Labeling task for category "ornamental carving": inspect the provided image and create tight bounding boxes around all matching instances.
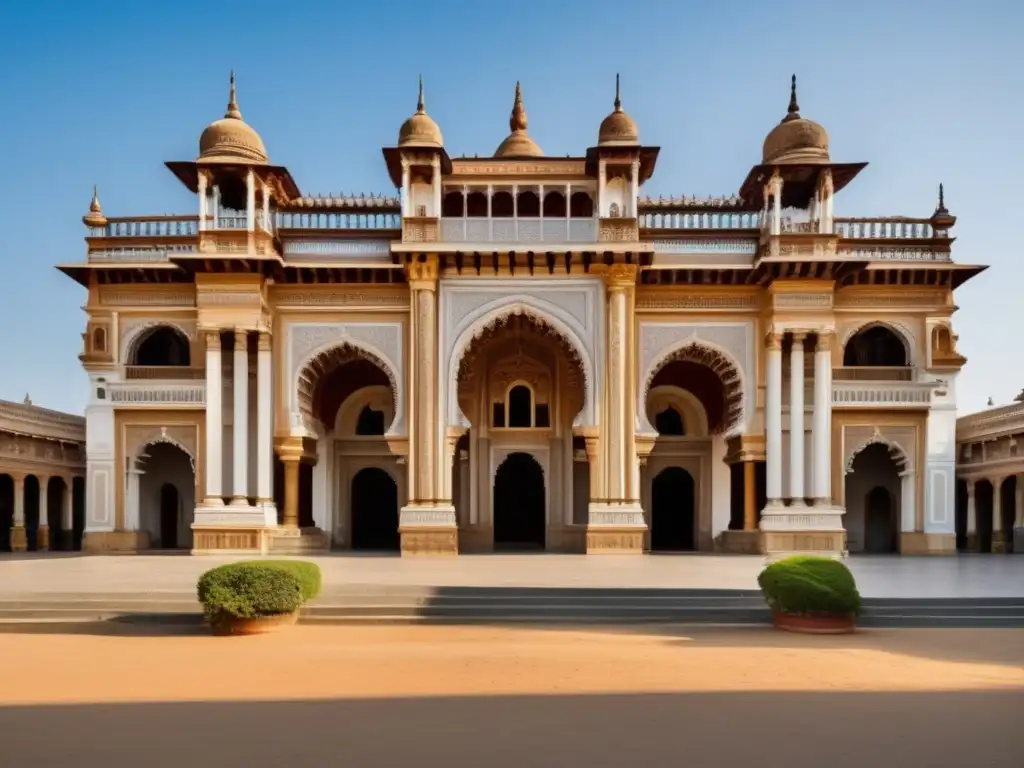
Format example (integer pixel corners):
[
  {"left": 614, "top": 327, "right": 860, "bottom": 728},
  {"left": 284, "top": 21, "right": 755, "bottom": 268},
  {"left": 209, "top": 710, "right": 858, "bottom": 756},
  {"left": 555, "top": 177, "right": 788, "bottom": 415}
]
[
  {"left": 642, "top": 342, "right": 744, "bottom": 434},
  {"left": 636, "top": 293, "right": 758, "bottom": 311},
  {"left": 844, "top": 426, "right": 915, "bottom": 473},
  {"left": 599, "top": 219, "right": 639, "bottom": 242},
  {"left": 99, "top": 289, "right": 196, "bottom": 307},
  {"left": 837, "top": 319, "right": 917, "bottom": 366},
  {"left": 402, "top": 218, "right": 439, "bottom": 243},
  {"left": 125, "top": 424, "right": 198, "bottom": 474},
  {"left": 273, "top": 287, "right": 407, "bottom": 308},
  {"left": 773, "top": 293, "right": 832, "bottom": 309},
  {"left": 289, "top": 323, "right": 404, "bottom": 435}
]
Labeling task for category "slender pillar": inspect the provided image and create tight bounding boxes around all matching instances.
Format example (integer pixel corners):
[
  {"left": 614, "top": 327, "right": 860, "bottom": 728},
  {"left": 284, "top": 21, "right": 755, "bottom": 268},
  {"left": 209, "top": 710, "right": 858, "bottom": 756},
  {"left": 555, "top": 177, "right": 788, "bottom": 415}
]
[
  {"left": 966, "top": 479, "right": 977, "bottom": 551},
  {"left": 231, "top": 330, "right": 249, "bottom": 505},
  {"left": 203, "top": 331, "right": 224, "bottom": 506},
  {"left": 245, "top": 169, "right": 256, "bottom": 232},
  {"left": 256, "top": 332, "right": 275, "bottom": 519},
  {"left": 198, "top": 171, "right": 208, "bottom": 231},
  {"left": 789, "top": 333, "right": 806, "bottom": 505},
  {"left": 899, "top": 471, "right": 916, "bottom": 533},
  {"left": 62, "top": 478, "right": 74, "bottom": 551},
  {"left": 126, "top": 467, "right": 142, "bottom": 532},
  {"left": 992, "top": 477, "right": 1005, "bottom": 553},
  {"left": 743, "top": 461, "right": 757, "bottom": 531},
  {"left": 400, "top": 162, "right": 410, "bottom": 216},
  {"left": 37, "top": 476, "right": 49, "bottom": 551},
  {"left": 812, "top": 332, "right": 832, "bottom": 505},
  {"left": 11, "top": 475, "right": 26, "bottom": 552},
  {"left": 764, "top": 332, "right": 784, "bottom": 507},
  {"left": 282, "top": 457, "right": 300, "bottom": 529},
  {"left": 1016, "top": 474, "right": 1024, "bottom": 529},
  {"left": 261, "top": 182, "right": 270, "bottom": 232},
  {"left": 212, "top": 185, "right": 221, "bottom": 229}
]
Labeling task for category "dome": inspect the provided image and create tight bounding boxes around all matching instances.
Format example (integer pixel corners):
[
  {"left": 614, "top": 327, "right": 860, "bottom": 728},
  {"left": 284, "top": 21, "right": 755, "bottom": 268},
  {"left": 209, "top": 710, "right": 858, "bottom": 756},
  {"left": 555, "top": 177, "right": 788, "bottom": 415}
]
[
  {"left": 82, "top": 185, "right": 107, "bottom": 228},
  {"left": 495, "top": 82, "right": 543, "bottom": 158},
  {"left": 398, "top": 77, "right": 443, "bottom": 148},
  {"left": 198, "top": 72, "right": 269, "bottom": 164},
  {"left": 598, "top": 75, "right": 639, "bottom": 146},
  {"left": 761, "top": 75, "right": 829, "bottom": 165}
]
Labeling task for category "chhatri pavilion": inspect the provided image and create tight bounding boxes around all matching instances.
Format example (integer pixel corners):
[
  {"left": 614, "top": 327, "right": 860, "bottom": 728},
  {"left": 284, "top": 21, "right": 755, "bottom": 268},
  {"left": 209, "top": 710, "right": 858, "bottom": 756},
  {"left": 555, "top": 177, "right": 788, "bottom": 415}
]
[{"left": 48, "top": 72, "right": 984, "bottom": 558}]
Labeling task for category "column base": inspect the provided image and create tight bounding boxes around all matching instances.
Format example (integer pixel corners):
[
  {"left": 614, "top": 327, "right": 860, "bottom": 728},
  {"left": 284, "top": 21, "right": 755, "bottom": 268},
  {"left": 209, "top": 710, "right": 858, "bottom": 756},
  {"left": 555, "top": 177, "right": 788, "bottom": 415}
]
[
  {"left": 899, "top": 532, "right": 956, "bottom": 555},
  {"left": 716, "top": 529, "right": 765, "bottom": 555},
  {"left": 586, "top": 502, "right": 647, "bottom": 554},
  {"left": 399, "top": 504, "right": 458, "bottom": 556},
  {"left": 191, "top": 526, "right": 272, "bottom": 555},
  {"left": 10, "top": 525, "right": 27, "bottom": 552},
  {"left": 257, "top": 500, "right": 279, "bottom": 527},
  {"left": 202, "top": 497, "right": 226, "bottom": 508},
  {"left": 1013, "top": 527, "right": 1024, "bottom": 554},
  {"left": 228, "top": 496, "right": 251, "bottom": 508},
  {"left": 36, "top": 525, "right": 50, "bottom": 551},
  {"left": 760, "top": 503, "right": 846, "bottom": 560},
  {"left": 82, "top": 530, "right": 151, "bottom": 554},
  {"left": 966, "top": 532, "right": 981, "bottom": 553},
  {"left": 992, "top": 530, "right": 1007, "bottom": 554}
]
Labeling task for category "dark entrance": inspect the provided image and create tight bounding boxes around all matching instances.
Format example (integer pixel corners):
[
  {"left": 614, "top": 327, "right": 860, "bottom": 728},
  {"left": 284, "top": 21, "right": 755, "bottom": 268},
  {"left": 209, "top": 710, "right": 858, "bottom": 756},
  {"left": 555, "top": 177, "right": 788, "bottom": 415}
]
[
  {"left": 864, "top": 486, "right": 897, "bottom": 553},
  {"left": 651, "top": 466, "right": 696, "bottom": 551},
  {"left": 351, "top": 468, "right": 399, "bottom": 551},
  {"left": 493, "top": 452, "right": 545, "bottom": 549},
  {"left": 159, "top": 483, "right": 179, "bottom": 549}
]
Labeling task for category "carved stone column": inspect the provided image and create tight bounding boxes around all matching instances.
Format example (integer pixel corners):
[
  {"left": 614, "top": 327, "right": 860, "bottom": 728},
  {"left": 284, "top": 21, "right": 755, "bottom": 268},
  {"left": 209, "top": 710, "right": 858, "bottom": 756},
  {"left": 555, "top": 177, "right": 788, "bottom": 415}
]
[
  {"left": 743, "top": 461, "right": 757, "bottom": 531},
  {"left": 399, "top": 255, "right": 458, "bottom": 556},
  {"left": 256, "top": 332, "right": 277, "bottom": 524},
  {"left": 11, "top": 474, "right": 26, "bottom": 552},
  {"left": 62, "top": 477, "right": 74, "bottom": 550},
  {"left": 203, "top": 330, "right": 225, "bottom": 506},
  {"left": 966, "top": 479, "right": 978, "bottom": 552},
  {"left": 789, "top": 332, "right": 806, "bottom": 506},
  {"left": 230, "top": 329, "right": 250, "bottom": 506},
  {"left": 37, "top": 475, "right": 50, "bottom": 551},
  {"left": 587, "top": 264, "right": 646, "bottom": 554},
  {"left": 992, "top": 476, "right": 1005, "bottom": 553},
  {"left": 282, "top": 457, "right": 301, "bottom": 530},
  {"left": 812, "top": 332, "right": 833, "bottom": 506},
  {"left": 764, "top": 331, "right": 784, "bottom": 507}
]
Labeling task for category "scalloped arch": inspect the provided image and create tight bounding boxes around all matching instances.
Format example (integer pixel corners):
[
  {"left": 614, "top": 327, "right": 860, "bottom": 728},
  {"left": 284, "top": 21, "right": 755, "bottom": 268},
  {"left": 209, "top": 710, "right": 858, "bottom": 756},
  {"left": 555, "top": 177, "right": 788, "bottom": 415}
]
[
  {"left": 121, "top": 321, "right": 193, "bottom": 364},
  {"left": 840, "top": 320, "right": 916, "bottom": 366},
  {"left": 845, "top": 433, "right": 910, "bottom": 474}
]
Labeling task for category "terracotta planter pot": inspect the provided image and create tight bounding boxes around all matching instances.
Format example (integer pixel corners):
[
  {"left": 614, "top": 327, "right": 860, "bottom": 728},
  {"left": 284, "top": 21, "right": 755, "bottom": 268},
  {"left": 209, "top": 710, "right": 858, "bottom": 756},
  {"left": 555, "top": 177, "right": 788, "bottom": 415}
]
[
  {"left": 772, "top": 610, "right": 856, "bottom": 635},
  {"left": 209, "top": 611, "right": 299, "bottom": 636}
]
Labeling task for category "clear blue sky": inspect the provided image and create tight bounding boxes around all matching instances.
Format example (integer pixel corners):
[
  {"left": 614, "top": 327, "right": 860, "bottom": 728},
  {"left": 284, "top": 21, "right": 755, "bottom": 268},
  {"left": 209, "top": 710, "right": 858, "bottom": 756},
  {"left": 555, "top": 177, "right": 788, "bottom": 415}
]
[{"left": 0, "top": 0, "right": 1019, "bottom": 415}]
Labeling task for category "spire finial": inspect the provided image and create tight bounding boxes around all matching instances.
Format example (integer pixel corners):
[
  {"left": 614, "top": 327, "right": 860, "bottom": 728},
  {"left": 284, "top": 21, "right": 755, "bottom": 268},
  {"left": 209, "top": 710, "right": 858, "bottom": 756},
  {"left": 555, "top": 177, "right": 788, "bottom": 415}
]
[
  {"left": 783, "top": 74, "right": 800, "bottom": 122},
  {"left": 89, "top": 184, "right": 101, "bottom": 213},
  {"left": 614, "top": 73, "right": 622, "bottom": 111},
  {"left": 225, "top": 69, "right": 242, "bottom": 120},
  {"left": 23, "top": 393, "right": 31, "bottom": 406},
  {"left": 510, "top": 81, "right": 527, "bottom": 132},
  {"left": 416, "top": 75, "right": 425, "bottom": 114},
  {"left": 937, "top": 182, "right": 947, "bottom": 213}
]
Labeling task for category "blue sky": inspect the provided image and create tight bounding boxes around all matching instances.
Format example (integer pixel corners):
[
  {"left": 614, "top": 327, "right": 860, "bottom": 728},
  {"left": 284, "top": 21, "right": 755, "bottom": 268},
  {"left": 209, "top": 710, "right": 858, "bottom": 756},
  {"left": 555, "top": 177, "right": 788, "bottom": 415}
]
[{"left": 0, "top": 0, "right": 1019, "bottom": 415}]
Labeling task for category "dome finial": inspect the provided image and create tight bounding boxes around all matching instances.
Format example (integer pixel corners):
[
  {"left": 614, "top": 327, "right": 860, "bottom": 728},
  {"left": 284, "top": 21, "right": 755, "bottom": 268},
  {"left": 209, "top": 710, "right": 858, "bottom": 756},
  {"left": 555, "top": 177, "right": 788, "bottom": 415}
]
[
  {"left": 89, "top": 184, "right": 102, "bottom": 214},
  {"left": 783, "top": 74, "right": 800, "bottom": 122},
  {"left": 83, "top": 184, "right": 107, "bottom": 227},
  {"left": 225, "top": 69, "right": 242, "bottom": 120},
  {"left": 614, "top": 73, "right": 622, "bottom": 111},
  {"left": 417, "top": 75, "right": 425, "bottom": 113},
  {"left": 510, "top": 81, "right": 528, "bottom": 132},
  {"left": 937, "top": 182, "right": 947, "bottom": 213}
]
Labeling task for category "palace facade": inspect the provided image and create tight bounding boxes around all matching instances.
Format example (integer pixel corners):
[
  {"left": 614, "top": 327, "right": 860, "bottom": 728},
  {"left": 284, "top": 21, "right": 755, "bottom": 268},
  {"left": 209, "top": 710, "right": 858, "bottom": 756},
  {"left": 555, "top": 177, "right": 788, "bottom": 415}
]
[{"left": 55, "top": 73, "right": 983, "bottom": 557}]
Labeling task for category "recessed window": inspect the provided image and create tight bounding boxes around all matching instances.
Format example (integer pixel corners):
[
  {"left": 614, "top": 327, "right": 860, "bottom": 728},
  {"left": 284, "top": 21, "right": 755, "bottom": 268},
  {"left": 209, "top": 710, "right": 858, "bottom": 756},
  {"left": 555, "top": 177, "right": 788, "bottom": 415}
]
[
  {"left": 655, "top": 407, "right": 685, "bottom": 436},
  {"left": 355, "top": 405, "right": 385, "bottom": 436},
  {"left": 507, "top": 385, "right": 533, "bottom": 428}
]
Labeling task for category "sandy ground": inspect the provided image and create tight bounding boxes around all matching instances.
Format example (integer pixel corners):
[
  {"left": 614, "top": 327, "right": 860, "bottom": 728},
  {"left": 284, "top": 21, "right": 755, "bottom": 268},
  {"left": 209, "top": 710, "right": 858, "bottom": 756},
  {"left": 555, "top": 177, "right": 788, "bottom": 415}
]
[{"left": 0, "top": 623, "right": 1022, "bottom": 767}]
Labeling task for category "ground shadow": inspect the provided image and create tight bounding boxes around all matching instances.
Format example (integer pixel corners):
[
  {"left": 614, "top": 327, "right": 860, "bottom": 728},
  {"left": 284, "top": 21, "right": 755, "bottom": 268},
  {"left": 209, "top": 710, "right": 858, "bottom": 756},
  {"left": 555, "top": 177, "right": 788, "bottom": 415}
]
[{"left": 1, "top": 691, "right": 1021, "bottom": 767}]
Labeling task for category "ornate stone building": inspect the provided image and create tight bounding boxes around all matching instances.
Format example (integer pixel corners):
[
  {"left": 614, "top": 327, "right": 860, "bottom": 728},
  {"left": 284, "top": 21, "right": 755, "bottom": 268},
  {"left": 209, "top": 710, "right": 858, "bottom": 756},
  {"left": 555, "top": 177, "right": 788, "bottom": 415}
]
[
  {"left": 57, "top": 73, "right": 983, "bottom": 557},
  {"left": 1, "top": 396, "right": 86, "bottom": 552},
  {"left": 955, "top": 393, "right": 1024, "bottom": 554}
]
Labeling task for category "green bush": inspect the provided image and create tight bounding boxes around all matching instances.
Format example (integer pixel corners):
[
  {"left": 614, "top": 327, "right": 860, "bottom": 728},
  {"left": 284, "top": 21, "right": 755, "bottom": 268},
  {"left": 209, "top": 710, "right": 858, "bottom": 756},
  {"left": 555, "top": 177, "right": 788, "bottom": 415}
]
[
  {"left": 197, "top": 563, "right": 303, "bottom": 622},
  {"left": 233, "top": 559, "right": 322, "bottom": 601},
  {"left": 758, "top": 555, "right": 862, "bottom": 617}
]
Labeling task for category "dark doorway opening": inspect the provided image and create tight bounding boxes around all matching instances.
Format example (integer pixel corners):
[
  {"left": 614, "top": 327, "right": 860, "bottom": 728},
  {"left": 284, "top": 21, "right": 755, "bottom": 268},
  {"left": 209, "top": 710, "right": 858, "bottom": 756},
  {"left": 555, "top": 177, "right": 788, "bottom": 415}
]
[
  {"left": 864, "top": 485, "right": 897, "bottom": 553},
  {"left": 0, "top": 475, "right": 13, "bottom": 551},
  {"left": 493, "top": 452, "right": 546, "bottom": 550},
  {"left": 651, "top": 467, "right": 696, "bottom": 551},
  {"left": 159, "top": 483, "right": 179, "bottom": 549},
  {"left": 351, "top": 468, "right": 399, "bottom": 551}
]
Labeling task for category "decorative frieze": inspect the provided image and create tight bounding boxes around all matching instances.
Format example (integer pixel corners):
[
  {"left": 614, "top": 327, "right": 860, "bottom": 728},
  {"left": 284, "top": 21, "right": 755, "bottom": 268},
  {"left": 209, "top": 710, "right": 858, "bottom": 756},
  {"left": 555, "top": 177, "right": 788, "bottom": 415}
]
[
  {"left": 653, "top": 239, "right": 758, "bottom": 254},
  {"left": 832, "top": 382, "right": 931, "bottom": 408},
  {"left": 598, "top": 219, "right": 639, "bottom": 242},
  {"left": 840, "top": 247, "right": 948, "bottom": 262},
  {"left": 272, "top": 286, "right": 408, "bottom": 309},
  {"left": 773, "top": 293, "right": 833, "bottom": 310},
  {"left": 402, "top": 218, "right": 439, "bottom": 243},
  {"left": 99, "top": 289, "right": 196, "bottom": 307},
  {"left": 636, "top": 293, "right": 758, "bottom": 311},
  {"left": 450, "top": 160, "right": 586, "bottom": 176},
  {"left": 107, "top": 383, "right": 206, "bottom": 407},
  {"left": 282, "top": 239, "right": 391, "bottom": 258},
  {"left": 834, "top": 291, "right": 944, "bottom": 309}
]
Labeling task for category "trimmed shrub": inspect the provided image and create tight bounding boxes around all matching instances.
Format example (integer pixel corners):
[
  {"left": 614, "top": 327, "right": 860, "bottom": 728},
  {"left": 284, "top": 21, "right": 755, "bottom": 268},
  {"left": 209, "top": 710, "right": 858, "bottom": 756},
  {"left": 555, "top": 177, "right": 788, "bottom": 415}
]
[
  {"left": 197, "top": 563, "right": 303, "bottom": 622},
  {"left": 231, "top": 560, "right": 323, "bottom": 602},
  {"left": 758, "top": 555, "right": 862, "bottom": 617}
]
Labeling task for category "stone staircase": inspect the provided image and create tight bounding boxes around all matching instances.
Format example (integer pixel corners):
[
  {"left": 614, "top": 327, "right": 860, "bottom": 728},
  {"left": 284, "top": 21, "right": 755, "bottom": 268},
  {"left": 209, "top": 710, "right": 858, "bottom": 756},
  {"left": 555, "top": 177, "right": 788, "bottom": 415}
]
[{"left": 2, "top": 587, "right": 1024, "bottom": 628}]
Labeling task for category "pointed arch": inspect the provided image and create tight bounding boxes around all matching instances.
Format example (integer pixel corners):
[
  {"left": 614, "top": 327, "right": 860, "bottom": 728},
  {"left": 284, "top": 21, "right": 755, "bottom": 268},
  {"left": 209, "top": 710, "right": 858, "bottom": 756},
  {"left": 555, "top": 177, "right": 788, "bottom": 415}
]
[
  {"left": 845, "top": 432, "right": 911, "bottom": 474},
  {"left": 840, "top": 320, "right": 915, "bottom": 367}
]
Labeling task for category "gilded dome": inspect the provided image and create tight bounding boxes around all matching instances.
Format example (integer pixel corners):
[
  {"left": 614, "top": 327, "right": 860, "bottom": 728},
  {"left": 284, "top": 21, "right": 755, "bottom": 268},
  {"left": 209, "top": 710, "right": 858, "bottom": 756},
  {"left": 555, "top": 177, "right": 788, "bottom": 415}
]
[
  {"left": 82, "top": 185, "right": 107, "bottom": 228},
  {"left": 198, "top": 71, "right": 269, "bottom": 164},
  {"left": 495, "top": 82, "right": 543, "bottom": 158},
  {"left": 398, "top": 77, "right": 443, "bottom": 148},
  {"left": 598, "top": 75, "right": 639, "bottom": 146},
  {"left": 761, "top": 75, "right": 829, "bottom": 165}
]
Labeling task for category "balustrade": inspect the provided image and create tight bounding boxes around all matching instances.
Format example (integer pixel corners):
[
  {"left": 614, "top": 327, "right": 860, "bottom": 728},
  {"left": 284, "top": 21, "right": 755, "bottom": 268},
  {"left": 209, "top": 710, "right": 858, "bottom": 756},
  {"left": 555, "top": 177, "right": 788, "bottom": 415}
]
[
  {"left": 123, "top": 365, "right": 206, "bottom": 380},
  {"left": 89, "top": 217, "right": 199, "bottom": 238},
  {"left": 438, "top": 217, "right": 597, "bottom": 244},
  {"left": 640, "top": 211, "right": 760, "bottom": 230},
  {"left": 107, "top": 382, "right": 206, "bottom": 406},
  {"left": 832, "top": 366, "right": 913, "bottom": 382},
  {"left": 834, "top": 218, "right": 934, "bottom": 239},
  {"left": 277, "top": 211, "right": 402, "bottom": 230},
  {"left": 832, "top": 381, "right": 931, "bottom": 408}
]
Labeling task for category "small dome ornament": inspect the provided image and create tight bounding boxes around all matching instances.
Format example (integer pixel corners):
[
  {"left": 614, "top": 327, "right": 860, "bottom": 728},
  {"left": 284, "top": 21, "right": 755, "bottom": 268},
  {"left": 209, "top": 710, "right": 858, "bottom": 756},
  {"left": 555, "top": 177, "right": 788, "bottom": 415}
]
[
  {"left": 494, "top": 82, "right": 543, "bottom": 158},
  {"left": 82, "top": 185, "right": 107, "bottom": 228},
  {"left": 761, "top": 75, "right": 830, "bottom": 165},
  {"left": 930, "top": 183, "right": 957, "bottom": 235},
  {"left": 398, "top": 76, "right": 444, "bottom": 149},
  {"left": 197, "top": 70, "right": 269, "bottom": 164},
  {"left": 597, "top": 74, "right": 640, "bottom": 147}
]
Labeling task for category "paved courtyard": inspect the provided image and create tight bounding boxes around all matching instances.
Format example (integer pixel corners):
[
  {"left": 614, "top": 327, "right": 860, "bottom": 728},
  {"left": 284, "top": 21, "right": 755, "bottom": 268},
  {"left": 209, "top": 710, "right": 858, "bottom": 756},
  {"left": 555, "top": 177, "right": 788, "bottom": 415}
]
[
  {"left": 0, "top": 623, "right": 1021, "bottom": 767},
  {"left": 4, "top": 552, "right": 1024, "bottom": 598}
]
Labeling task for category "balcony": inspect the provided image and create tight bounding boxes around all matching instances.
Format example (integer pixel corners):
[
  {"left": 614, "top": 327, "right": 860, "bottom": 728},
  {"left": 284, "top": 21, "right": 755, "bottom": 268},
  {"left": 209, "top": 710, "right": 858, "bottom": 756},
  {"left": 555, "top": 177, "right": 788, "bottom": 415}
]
[
  {"left": 832, "top": 366, "right": 913, "bottom": 382},
  {"left": 124, "top": 366, "right": 206, "bottom": 380},
  {"left": 438, "top": 217, "right": 598, "bottom": 245},
  {"left": 832, "top": 381, "right": 932, "bottom": 408},
  {"left": 107, "top": 382, "right": 206, "bottom": 407}
]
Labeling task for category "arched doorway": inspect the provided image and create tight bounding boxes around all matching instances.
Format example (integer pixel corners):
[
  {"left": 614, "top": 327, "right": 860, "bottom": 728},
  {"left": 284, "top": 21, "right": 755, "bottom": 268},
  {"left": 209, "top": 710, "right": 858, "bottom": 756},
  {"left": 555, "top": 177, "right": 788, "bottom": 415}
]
[
  {"left": 350, "top": 468, "right": 399, "bottom": 551},
  {"left": 842, "top": 324, "right": 909, "bottom": 368},
  {"left": 651, "top": 467, "right": 696, "bottom": 551},
  {"left": 864, "top": 486, "right": 897, "bottom": 553},
  {"left": 0, "top": 474, "right": 13, "bottom": 551},
  {"left": 133, "top": 326, "right": 191, "bottom": 367},
  {"left": 493, "top": 452, "right": 545, "bottom": 550},
  {"left": 159, "top": 483, "right": 180, "bottom": 549}
]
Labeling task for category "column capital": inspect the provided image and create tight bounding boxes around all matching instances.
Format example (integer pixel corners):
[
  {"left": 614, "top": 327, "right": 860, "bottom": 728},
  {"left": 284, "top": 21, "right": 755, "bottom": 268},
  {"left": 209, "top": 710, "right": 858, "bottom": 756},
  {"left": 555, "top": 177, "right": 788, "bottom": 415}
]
[
  {"left": 405, "top": 254, "right": 439, "bottom": 287},
  {"left": 204, "top": 330, "right": 222, "bottom": 350},
  {"left": 765, "top": 331, "right": 783, "bottom": 350},
  {"left": 258, "top": 331, "right": 272, "bottom": 352},
  {"left": 791, "top": 331, "right": 807, "bottom": 344},
  {"left": 234, "top": 329, "right": 248, "bottom": 348},
  {"left": 816, "top": 330, "right": 834, "bottom": 352},
  {"left": 604, "top": 264, "right": 637, "bottom": 290}
]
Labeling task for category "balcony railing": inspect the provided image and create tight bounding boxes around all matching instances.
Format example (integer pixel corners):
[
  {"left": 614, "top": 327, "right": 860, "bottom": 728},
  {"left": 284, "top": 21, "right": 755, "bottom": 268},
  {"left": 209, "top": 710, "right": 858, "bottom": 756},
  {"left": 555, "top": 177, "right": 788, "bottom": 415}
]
[
  {"left": 124, "top": 366, "right": 206, "bottom": 380},
  {"left": 832, "top": 366, "right": 914, "bottom": 382},
  {"left": 439, "top": 217, "right": 598, "bottom": 244},
  {"left": 641, "top": 212, "right": 760, "bottom": 230},
  {"left": 834, "top": 218, "right": 934, "bottom": 239},
  {"left": 107, "top": 382, "right": 206, "bottom": 407},
  {"left": 88, "top": 245, "right": 197, "bottom": 263},
  {"left": 277, "top": 212, "right": 402, "bottom": 230},
  {"left": 832, "top": 381, "right": 931, "bottom": 408},
  {"left": 88, "top": 216, "right": 199, "bottom": 238}
]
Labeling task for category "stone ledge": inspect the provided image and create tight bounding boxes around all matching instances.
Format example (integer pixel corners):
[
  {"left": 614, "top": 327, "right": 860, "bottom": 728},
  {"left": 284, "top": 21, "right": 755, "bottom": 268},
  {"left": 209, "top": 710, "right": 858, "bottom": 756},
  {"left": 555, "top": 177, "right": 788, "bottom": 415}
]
[
  {"left": 899, "top": 532, "right": 956, "bottom": 556},
  {"left": 717, "top": 530, "right": 765, "bottom": 555},
  {"left": 83, "top": 530, "right": 151, "bottom": 554},
  {"left": 400, "top": 527, "right": 459, "bottom": 556},
  {"left": 586, "top": 526, "right": 646, "bottom": 554},
  {"left": 191, "top": 527, "right": 270, "bottom": 555}
]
